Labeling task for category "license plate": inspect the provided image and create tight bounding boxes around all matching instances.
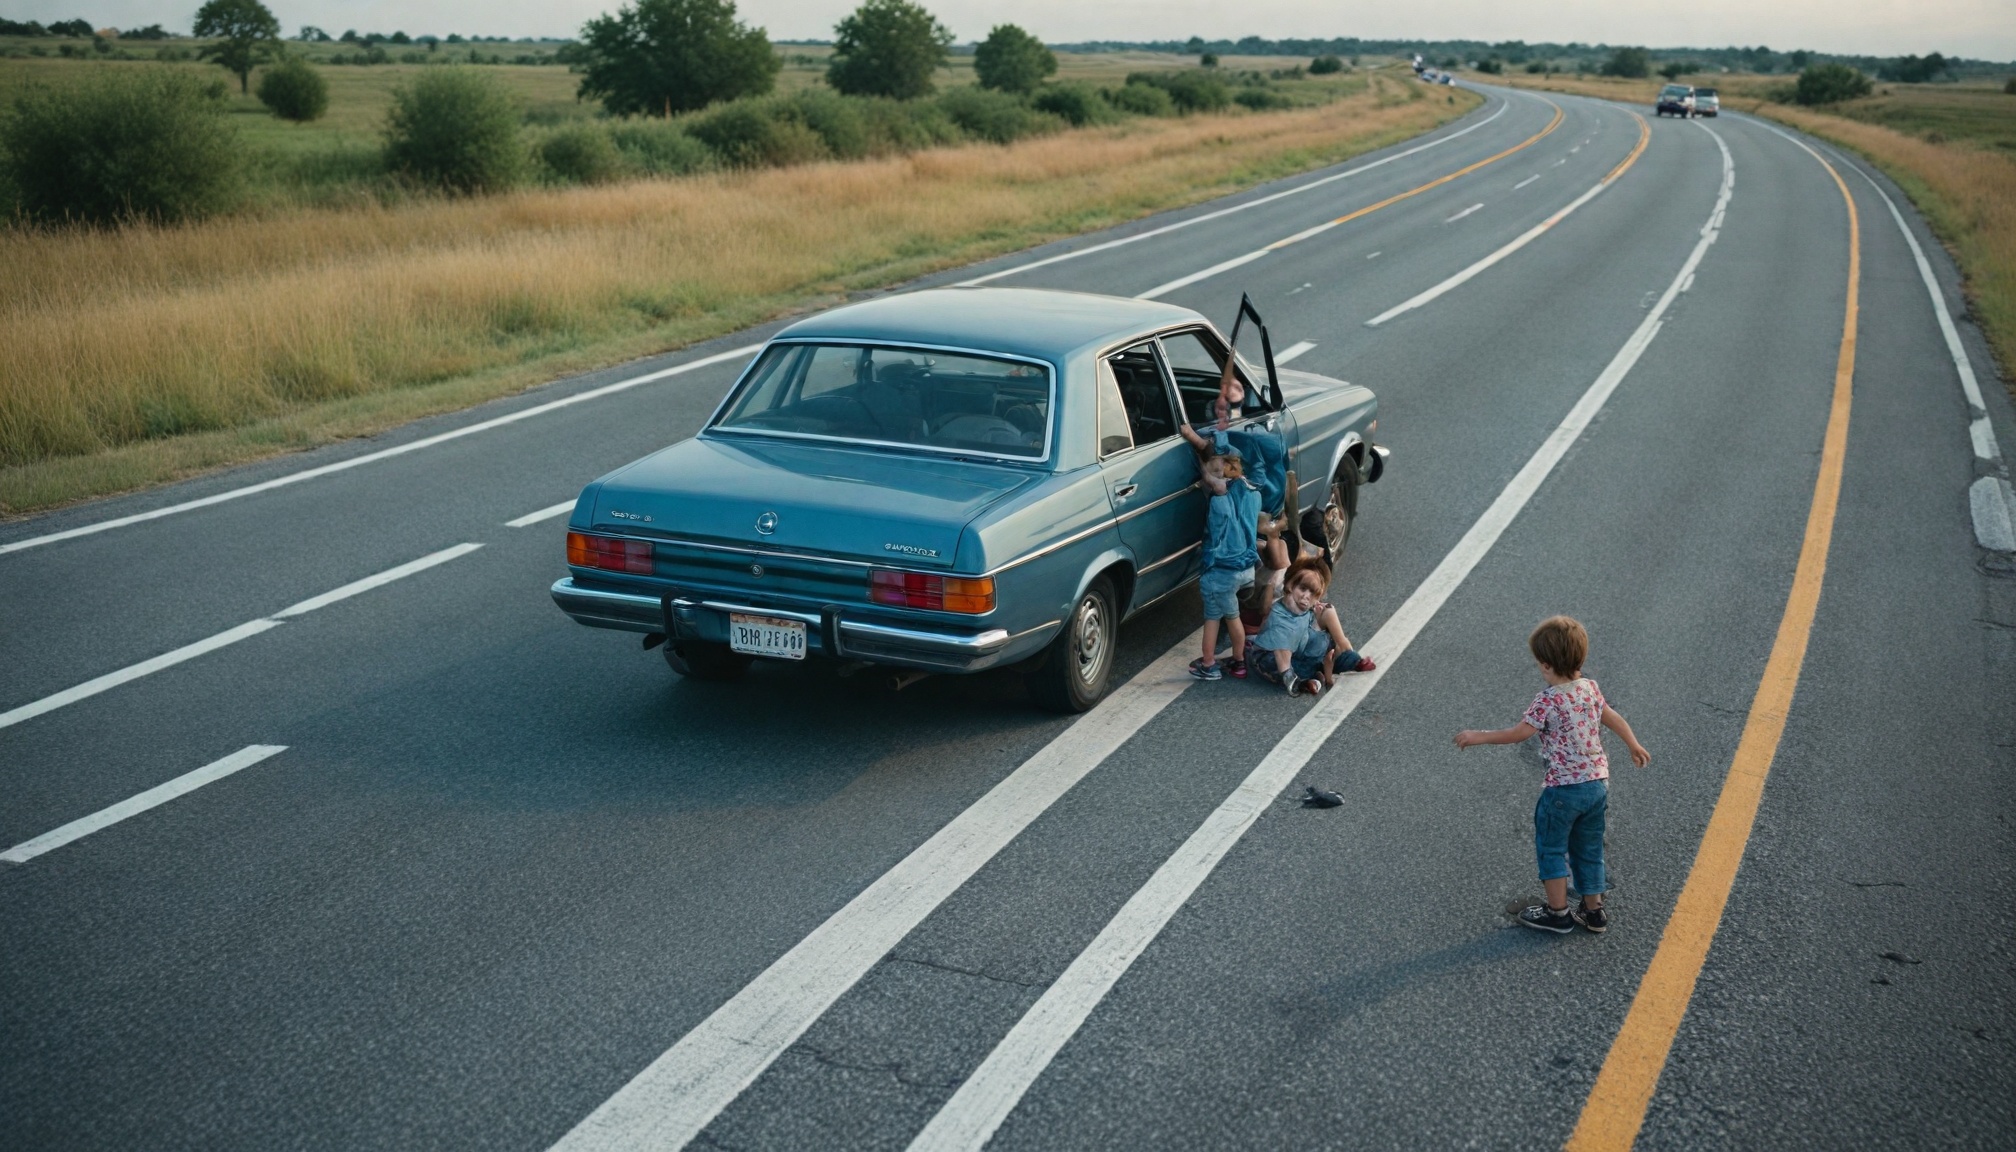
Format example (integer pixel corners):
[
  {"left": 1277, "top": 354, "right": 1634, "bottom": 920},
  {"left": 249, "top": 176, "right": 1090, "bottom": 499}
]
[{"left": 728, "top": 613, "right": 807, "bottom": 660}]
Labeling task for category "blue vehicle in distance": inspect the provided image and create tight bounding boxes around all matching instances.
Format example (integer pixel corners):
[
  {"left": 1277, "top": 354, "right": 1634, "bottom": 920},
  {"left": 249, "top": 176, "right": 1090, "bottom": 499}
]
[{"left": 551, "top": 287, "right": 1387, "bottom": 711}]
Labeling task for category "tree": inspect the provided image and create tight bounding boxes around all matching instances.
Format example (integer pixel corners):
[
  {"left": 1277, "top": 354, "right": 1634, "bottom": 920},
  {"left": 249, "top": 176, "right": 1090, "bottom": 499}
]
[
  {"left": 1658, "top": 61, "right": 1686, "bottom": 80},
  {"left": 0, "top": 67, "right": 242, "bottom": 224},
  {"left": 257, "top": 57, "right": 328, "bottom": 121},
  {"left": 973, "top": 24, "right": 1054, "bottom": 95},
  {"left": 383, "top": 68, "right": 525, "bottom": 192},
  {"left": 193, "top": 0, "right": 281, "bottom": 94},
  {"left": 1308, "top": 55, "right": 1342, "bottom": 75},
  {"left": 1794, "top": 62, "right": 1872, "bottom": 105},
  {"left": 298, "top": 25, "right": 330, "bottom": 42},
  {"left": 1600, "top": 46, "right": 1649, "bottom": 78},
  {"left": 826, "top": 0, "right": 951, "bottom": 100},
  {"left": 576, "top": 0, "right": 778, "bottom": 117}
]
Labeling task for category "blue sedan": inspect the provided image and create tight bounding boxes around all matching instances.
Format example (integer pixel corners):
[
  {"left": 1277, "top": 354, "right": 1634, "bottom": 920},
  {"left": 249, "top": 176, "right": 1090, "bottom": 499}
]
[{"left": 551, "top": 287, "right": 1386, "bottom": 711}]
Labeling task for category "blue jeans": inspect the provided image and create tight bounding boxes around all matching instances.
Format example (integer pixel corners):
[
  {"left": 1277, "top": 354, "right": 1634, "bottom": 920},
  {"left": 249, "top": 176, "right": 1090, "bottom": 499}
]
[
  {"left": 1199, "top": 568, "right": 1251, "bottom": 621},
  {"left": 1534, "top": 780, "right": 1608, "bottom": 895}
]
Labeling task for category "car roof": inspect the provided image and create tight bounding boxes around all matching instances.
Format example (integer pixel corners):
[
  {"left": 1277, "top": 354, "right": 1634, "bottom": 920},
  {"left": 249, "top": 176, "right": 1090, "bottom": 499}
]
[{"left": 773, "top": 287, "right": 1208, "bottom": 363}]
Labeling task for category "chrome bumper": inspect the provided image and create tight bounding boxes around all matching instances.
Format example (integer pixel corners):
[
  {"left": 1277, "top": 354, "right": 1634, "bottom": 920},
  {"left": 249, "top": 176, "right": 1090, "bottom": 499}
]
[{"left": 549, "top": 578, "right": 1042, "bottom": 673}]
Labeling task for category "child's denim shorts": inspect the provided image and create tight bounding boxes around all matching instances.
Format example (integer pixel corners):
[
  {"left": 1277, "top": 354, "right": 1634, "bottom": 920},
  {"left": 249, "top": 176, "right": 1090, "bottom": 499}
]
[
  {"left": 1534, "top": 779, "right": 1608, "bottom": 895},
  {"left": 1199, "top": 568, "right": 1253, "bottom": 621}
]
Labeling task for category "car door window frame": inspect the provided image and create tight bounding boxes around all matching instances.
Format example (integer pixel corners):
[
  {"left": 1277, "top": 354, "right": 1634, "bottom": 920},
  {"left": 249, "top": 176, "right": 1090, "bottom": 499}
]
[
  {"left": 1155, "top": 326, "right": 1276, "bottom": 422},
  {"left": 1097, "top": 341, "right": 1185, "bottom": 461}
]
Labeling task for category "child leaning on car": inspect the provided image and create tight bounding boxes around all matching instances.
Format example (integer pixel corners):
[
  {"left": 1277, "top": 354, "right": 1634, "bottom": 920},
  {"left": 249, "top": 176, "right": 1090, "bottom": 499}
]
[{"left": 1181, "top": 435, "right": 1260, "bottom": 680}]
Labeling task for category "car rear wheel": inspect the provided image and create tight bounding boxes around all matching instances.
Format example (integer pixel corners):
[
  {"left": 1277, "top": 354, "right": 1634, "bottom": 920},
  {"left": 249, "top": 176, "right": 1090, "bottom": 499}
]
[
  {"left": 1025, "top": 575, "right": 1117, "bottom": 713},
  {"left": 664, "top": 637, "right": 751, "bottom": 681}
]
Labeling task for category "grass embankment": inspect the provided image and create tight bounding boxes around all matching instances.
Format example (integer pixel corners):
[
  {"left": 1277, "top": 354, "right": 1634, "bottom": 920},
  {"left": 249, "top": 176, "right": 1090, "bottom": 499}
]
[
  {"left": 1495, "top": 71, "right": 2016, "bottom": 400},
  {"left": 0, "top": 74, "right": 1475, "bottom": 515}
]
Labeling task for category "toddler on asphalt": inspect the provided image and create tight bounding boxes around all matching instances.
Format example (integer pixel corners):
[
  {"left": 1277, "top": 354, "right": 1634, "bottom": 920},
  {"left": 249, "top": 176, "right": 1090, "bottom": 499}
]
[
  {"left": 1247, "top": 557, "right": 1373, "bottom": 696},
  {"left": 1453, "top": 616, "right": 1650, "bottom": 934}
]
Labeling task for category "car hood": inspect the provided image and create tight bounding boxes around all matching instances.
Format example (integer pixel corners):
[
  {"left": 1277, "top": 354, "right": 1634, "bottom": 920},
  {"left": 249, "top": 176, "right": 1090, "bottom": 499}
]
[{"left": 590, "top": 435, "right": 1041, "bottom": 568}]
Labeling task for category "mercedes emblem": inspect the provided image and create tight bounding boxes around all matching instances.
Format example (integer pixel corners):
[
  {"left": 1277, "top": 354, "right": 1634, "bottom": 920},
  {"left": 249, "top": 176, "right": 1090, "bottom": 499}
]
[{"left": 755, "top": 511, "right": 779, "bottom": 535}]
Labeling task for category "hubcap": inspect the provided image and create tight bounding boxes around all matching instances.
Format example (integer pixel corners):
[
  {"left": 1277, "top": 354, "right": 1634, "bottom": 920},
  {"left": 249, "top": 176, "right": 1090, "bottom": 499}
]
[
  {"left": 1325, "top": 483, "right": 1351, "bottom": 554},
  {"left": 1073, "top": 595, "right": 1107, "bottom": 685}
]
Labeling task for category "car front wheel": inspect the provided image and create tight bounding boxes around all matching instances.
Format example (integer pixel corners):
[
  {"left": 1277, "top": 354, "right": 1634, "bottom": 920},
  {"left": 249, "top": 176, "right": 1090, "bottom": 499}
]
[
  {"left": 1025, "top": 575, "right": 1117, "bottom": 713},
  {"left": 1301, "top": 459, "right": 1358, "bottom": 563}
]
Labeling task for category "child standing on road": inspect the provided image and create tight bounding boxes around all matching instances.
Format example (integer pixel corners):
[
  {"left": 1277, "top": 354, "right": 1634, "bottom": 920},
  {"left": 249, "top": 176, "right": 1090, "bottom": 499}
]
[
  {"left": 1187, "top": 445, "right": 1260, "bottom": 680},
  {"left": 1454, "top": 616, "right": 1651, "bottom": 934},
  {"left": 1247, "top": 557, "right": 1374, "bottom": 696}
]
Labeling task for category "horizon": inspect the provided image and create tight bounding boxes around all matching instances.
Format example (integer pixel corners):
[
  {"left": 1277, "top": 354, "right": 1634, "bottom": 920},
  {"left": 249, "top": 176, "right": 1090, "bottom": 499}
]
[{"left": 6, "top": 0, "right": 2014, "bottom": 63}]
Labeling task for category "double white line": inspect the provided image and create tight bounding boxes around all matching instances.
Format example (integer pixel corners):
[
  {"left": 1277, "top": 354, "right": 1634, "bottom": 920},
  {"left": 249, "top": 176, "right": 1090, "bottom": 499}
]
[{"left": 551, "top": 126, "right": 1735, "bottom": 1152}]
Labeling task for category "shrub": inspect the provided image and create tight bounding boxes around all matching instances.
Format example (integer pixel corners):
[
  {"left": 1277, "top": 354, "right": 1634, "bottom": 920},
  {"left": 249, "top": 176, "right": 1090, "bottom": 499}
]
[
  {"left": 1234, "top": 87, "right": 1292, "bottom": 111},
  {"left": 787, "top": 88, "right": 871, "bottom": 157},
  {"left": 688, "top": 98, "right": 827, "bottom": 166},
  {"left": 382, "top": 68, "right": 526, "bottom": 192},
  {"left": 1032, "top": 82, "right": 1115, "bottom": 126},
  {"left": 1525, "top": 60, "right": 1550, "bottom": 74},
  {"left": 827, "top": 0, "right": 952, "bottom": 99},
  {"left": 257, "top": 57, "right": 329, "bottom": 121},
  {"left": 1199, "top": 52, "right": 1218, "bottom": 68},
  {"left": 1475, "top": 57, "right": 1505, "bottom": 75},
  {"left": 2005, "top": 76, "right": 2016, "bottom": 95},
  {"left": 973, "top": 23, "right": 1055, "bottom": 95},
  {"left": 1125, "top": 70, "right": 1230, "bottom": 113},
  {"left": 539, "top": 124, "right": 627, "bottom": 183},
  {"left": 1795, "top": 63, "right": 1872, "bottom": 105},
  {"left": 606, "top": 118, "right": 713, "bottom": 173},
  {"left": 0, "top": 67, "right": 243, "bottom": 225},
  {"left": 1108, "top": 81, "right": 1175, "bottom": 117},
  {"left": 576, "top": 0, "right": 778, "bottom": 118},
  {"left": 1600, "top": 47, "right": 1650, "bottom": 78},
  {"left": 1308, "top": 55, "right": 1342, "bottom": 75},
  {"left": 856, "top": 96, "right": 962, "bottom": 150},
  {"left": 935, "top": 85, "right": 1061, "bottom": 144}
]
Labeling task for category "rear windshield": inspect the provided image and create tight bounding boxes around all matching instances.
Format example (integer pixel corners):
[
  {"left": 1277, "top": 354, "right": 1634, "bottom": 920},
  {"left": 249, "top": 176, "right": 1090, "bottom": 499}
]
[
  {"left": 712, "top": 342, "right": 1053, "bottom": 460},
  {"left": 1661, "top": 85, "right": 1691, "bottom": 97},
  {"left": 1694, "top": 88, "right": 1718, "bottom": 98}
]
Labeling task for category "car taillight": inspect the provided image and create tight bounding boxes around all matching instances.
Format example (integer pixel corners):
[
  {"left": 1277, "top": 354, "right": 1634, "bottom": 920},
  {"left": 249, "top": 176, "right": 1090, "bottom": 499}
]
[
  {"left": 869, "top": 569, "right": 995, "bottom": 614},
  {"left": 567, "top": 531, "right": 654, "bottom": 574}
]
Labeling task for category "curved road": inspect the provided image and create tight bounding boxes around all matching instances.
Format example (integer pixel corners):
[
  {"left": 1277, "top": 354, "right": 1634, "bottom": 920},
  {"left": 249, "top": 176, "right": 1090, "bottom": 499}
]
[{"left": 2, "top": 85, "right": 2011, "bottom": 1150}]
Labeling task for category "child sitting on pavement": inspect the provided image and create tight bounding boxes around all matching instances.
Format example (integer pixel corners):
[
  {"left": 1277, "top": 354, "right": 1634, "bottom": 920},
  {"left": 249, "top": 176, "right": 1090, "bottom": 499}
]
[
  {"left": 1186, "top": 444, "right": 1260, "bottom": 680},
  {"left": 1453, "top": 616, "right": 1651, "bottom": 935},
  {"left": 1246, "top": 557, "right": 1374, "bottom": 696}
]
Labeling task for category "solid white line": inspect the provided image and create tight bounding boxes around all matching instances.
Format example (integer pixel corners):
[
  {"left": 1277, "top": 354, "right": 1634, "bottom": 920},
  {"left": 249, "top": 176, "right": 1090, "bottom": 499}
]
[
  {"left": 1275, "top": 341, "right": 1317, "bottom": 365},
  {"left": 1751, "top": 118, "right": 2012, "bottom": 549},
  {"left": 0, "top": 544, "right": 482, "bottom": 731},
  {"left": 1136, "top": 249, "right": 1270, "bottom": 301},
  {"left": 955, "top": 102, "right": 1513, "bottom": 288},
  {"left": 546, "top": 635, "right": 1204, "bottom": 1152},
  {"left": 0, "top": 346, "right": 761, "bottom": 558},
  {"left": 907, "top": 123, "right": 1739, "bottom": 1152},
  {"left": 1366, "top": 251, "right": 1382, "bottom": 260},
  {"left": 1445, "top": 203, "right": 1484, "bottom": 222},
  {"left": 1514, "top": 174, "right": 1540, "bottom": 189},
  {"left": 1, "top": 745, "right": 287, "bottom": 864},
  {"left": 508, "top": 501, "right": 578, "bottom": 528},
  {"left": 1366, "top": 117, "right": 1681, "bottom": 329}
]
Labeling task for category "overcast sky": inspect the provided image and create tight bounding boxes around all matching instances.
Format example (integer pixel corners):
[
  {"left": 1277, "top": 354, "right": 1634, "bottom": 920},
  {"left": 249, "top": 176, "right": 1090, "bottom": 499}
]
[{"left": 16, "top": 0, "right": 2014, "bottom": 61}]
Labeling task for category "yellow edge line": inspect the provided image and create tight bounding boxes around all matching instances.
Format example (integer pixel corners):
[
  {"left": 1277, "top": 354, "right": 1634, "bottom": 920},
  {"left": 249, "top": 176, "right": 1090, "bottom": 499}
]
[
  {"left": 1564, "top": 132, "right": 1861, "bottom": 1151},
  {"left": 1263, "top": 102, "right": 1568, "bottom": 251},
  {"left": 1603, "top": 113, "right": 1651, "bottom": 184}
]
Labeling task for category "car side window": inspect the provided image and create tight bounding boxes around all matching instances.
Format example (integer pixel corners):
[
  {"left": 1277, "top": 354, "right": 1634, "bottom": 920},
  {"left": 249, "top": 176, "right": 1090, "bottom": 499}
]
[
  {"left": 1096, "top": 357, "right": 1133, "bottom": 458},
  {"left": 1160, "top": 329, "right": 1266, "bottom": 422}
]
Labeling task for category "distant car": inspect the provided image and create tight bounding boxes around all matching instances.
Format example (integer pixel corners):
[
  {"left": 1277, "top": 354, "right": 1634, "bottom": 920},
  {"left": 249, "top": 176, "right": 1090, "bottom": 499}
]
[
  {"left": 550, "top": 288, "right": 1387, "bottom": 712},
  {"left": 1656, "top": 84, "right": 1695, "bottom": 117},
  {"left": 1692, "top": 87, "right": 1719, "bottom": 116}
]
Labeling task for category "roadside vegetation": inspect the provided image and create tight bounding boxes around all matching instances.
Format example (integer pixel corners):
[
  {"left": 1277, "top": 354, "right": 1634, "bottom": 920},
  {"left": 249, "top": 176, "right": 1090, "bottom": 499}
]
[
  {"left": 0, "top": 10, "right": 1463, "bottom": 514},
  {"left": 1492, "top": 66, "right": 2016, "bottom": 400}
]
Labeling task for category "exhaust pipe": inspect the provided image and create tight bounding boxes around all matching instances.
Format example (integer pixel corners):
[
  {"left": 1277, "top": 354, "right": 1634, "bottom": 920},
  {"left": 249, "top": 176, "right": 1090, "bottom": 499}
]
[{"left": 888, "top": 670, "right": 933, "bottom": 692}]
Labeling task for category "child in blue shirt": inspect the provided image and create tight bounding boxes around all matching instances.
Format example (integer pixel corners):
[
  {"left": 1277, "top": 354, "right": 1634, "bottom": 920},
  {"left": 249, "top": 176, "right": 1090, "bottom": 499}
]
[
  {"left": 1186, "top": 445, "right": 1260, "bottom": 680},
  {"left": 1247, "top": 557, "right": 1374, "bottom": 695}
]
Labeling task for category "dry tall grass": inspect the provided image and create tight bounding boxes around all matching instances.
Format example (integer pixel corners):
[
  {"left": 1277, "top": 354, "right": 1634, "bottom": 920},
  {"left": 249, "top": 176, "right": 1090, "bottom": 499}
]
[{"left": 1, "top": 77, "right": 1471, "bottom": 513}]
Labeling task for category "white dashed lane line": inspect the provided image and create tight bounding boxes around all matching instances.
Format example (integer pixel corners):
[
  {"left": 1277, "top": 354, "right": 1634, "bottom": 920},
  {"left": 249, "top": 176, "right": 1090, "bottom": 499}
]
[
  {"left": 0, "top": 544, "right": 483, "bottom": 731},
  {"left": 1274, "top": 342, "right": 1317, "bottom": 365},
  {"left": 508, "top": 501, "right": 576, "bottom": 528},
  {"left": 1514, "top": 174, "right": 1541, "bottom": 190},
  {"left": 2, "top": 745, "right": 288, "bottom": 865},
  {"left": 1445, "top": 203, "right": 1485, "bottom": 222}
]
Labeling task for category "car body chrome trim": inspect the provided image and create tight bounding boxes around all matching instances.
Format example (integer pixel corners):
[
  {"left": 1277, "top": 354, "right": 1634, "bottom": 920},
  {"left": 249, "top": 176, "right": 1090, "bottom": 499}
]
[
  {"left": 703, "top": 337, "right": 1060, "bottom": 465},
  {"left": 695, "top": 600, "right": 823, "bottom": 627},
  {"left": 979, "top": 516, "right": 1117, "bottom": 578},
  {"left": 1114, "top": 482, "right": 1200, "bottom": 525},
  {"left": 1138, "top": 541, "right": 1200, "bottom": 575},
  {"left": 836, "top": 619, "right": 1013, "bottom": 656}
]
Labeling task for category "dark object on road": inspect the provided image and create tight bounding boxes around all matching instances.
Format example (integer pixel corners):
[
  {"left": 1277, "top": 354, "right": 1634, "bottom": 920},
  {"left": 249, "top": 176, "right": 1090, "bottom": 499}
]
[
  {"left": 1879, "top": 951, "right": 1923, "bottom": 965},
  {"left": 1301, "top": 786, "right": 1343, "bottom": 808}
]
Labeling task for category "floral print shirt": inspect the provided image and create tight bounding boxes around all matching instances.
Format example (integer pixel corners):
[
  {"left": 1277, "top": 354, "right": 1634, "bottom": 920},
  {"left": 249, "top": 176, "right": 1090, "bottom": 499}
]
[{"left": 1523, "top": 677, "right": 1610, "bottom": 787}]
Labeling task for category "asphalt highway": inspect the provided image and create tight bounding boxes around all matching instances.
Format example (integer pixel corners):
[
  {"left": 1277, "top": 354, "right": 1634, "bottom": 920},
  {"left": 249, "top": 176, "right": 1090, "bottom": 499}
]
[{"left": 3, "top": 84, "right": 2011, "bottom": 1150}]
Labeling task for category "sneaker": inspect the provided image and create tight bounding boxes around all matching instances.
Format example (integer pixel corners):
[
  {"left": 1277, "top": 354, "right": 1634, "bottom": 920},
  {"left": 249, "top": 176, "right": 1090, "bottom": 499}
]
[
  {"left": 1227, "top": 658, "right": 1247, "bottom": 679},
  {"left": 1518, "top": 904, "right": 1576, "bottom": 934},
  {"left": 1188, "top": 658, "right": 1223, "bottom": 681},
  {"left": 1572, "top": 905, "right": 1608, "bottom": 934},
  {"left": 1281, "top": 671, "right": 1301, "bottom": 695}
]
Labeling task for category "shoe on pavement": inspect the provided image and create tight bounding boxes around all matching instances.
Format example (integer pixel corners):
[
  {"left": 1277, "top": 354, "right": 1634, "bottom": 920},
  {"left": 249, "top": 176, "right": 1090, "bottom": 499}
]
[
  {"left": 1188, "top": 658, "right": 1223, "bottom": 681},
  {"left": 1227, "top": 658, "right": 1247, "bottom": 679},
  {"left": 1572, "top": 905, "right": 1608, "bottom": 934},
  {"left": 1518, "top": 904, "right": 1576, "bottom": 934}
]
